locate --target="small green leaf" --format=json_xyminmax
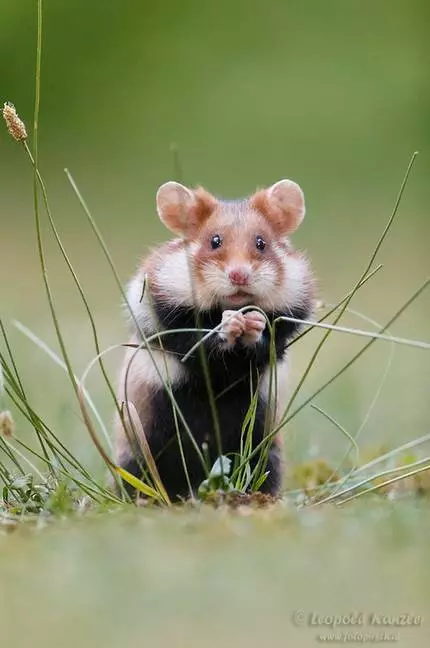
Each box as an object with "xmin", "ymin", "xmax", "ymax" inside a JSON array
[
  {"xmin": 197, "ymin": 479, "xmax": 210, "ymax": 500},
  {"xmin": 209, "ymin": 456, "xmax": 231, "ymax": 479}
]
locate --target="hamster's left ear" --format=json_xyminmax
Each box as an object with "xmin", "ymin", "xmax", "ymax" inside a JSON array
[
  {"xmin": 156, "ymin": 181, "xmax": 217, "ymax": 238},
  {"xmin": 250, "ymin": 179, "xmax": 305, "ymax": 236}
]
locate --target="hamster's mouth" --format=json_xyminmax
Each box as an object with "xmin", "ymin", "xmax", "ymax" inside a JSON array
[{"xmin": 225, "ymin": 290, "xmax": 254, "ymax": 305}]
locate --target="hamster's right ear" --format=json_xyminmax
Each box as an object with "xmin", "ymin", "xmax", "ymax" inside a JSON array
[
  {"xmin": 250, "ymin": 179, "xmax": 305, "ymax": 236},
  {"xmin": 156, "ymin": 181, "xmax": 217, "ymax": 237}
]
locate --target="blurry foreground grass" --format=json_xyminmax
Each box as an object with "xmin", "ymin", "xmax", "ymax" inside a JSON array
[{"xmin": 1, "ymin": 501, "xmax": 430, "ymax": 648}]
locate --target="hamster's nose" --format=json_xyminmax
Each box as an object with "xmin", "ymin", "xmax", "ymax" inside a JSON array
[{"xmin": 228, "ymin": 268, "xmax": 250, "ymax": 286}]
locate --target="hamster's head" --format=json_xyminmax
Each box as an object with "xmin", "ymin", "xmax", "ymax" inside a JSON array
[{"xmin": 155, "ymin": 180, "xmax": 312, "ymax": 312}]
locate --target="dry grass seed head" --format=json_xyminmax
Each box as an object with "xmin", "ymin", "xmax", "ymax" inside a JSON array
[
  {"xmin": 2, "ymin": 102, "xmax": 27, "ymax": 141},
  {"xmin": 0, "ymin": 411, "xmax": 15, "ymax": 438}
]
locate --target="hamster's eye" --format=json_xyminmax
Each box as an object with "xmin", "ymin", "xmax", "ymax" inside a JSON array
[
  {"xmin": 255, "ymin": 236, "xmax": 266, "ymax": 251},
  {"xmin": 210, "ymin": 234, "xmax": 223, "ymax": 250}
]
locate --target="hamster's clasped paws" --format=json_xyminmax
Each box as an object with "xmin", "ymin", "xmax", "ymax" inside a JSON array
[
  {"xmin": 219, "ymin": 309, "xmax": 266, "ymax": 347},
  {"xmin": 219, "ymin": 310, "xmax": 246, "ymax": 347},
  {"xmin": 241, "ymin": 310, "xmax": 266, "ymax": 346}
]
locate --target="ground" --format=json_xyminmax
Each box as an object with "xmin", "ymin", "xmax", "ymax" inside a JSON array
[{"xmin": 1, "ymin": 500, "xmax": 430, "ymax": 648}]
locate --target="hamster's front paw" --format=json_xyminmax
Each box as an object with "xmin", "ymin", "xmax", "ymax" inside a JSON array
[
  {"xmin": 219, "ymin": 310, "xmax": 246, "ymax": 347},
  {"xmin": 242, "ymin": 310, "xmax": 266, "ymax": 345}
]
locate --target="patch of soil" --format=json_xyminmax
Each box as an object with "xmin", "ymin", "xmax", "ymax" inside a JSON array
[{"xmin": 203, "ymin": 490, "xmax": 278, "ymax": 509}]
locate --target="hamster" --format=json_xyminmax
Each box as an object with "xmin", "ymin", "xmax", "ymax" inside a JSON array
[{"xmin": 115, "ymin": 179, "xmax": 315, "ymax": 501}]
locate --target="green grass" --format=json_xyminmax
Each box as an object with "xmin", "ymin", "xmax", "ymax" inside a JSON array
[{"xmin": 1, "ymin": 0, "xmax": 430, "ymax": 510}]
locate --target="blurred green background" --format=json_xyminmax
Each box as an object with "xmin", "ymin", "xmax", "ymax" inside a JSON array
[{"xmin": 1, "ymin": 0, "xmax": 429, "ymax": 467}]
